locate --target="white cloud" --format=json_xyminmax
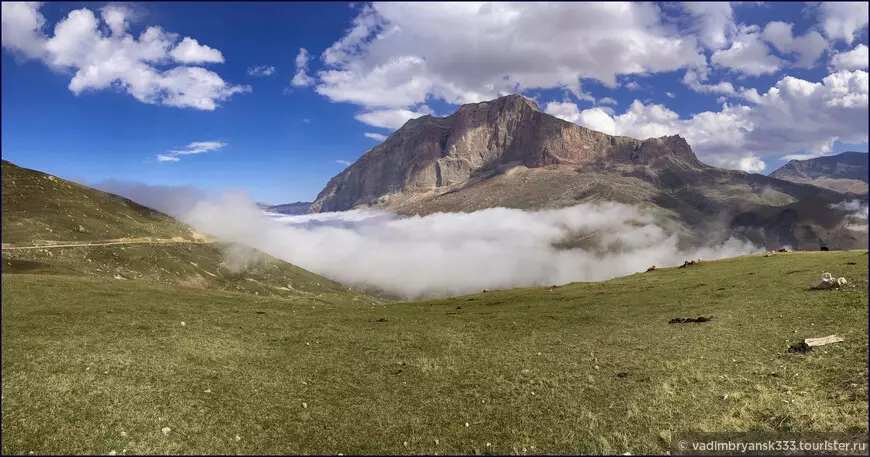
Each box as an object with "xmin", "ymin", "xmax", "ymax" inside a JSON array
[
  {"xmin": 818, "ymin": 2, "xmax": 869, "ymax": 44},
  {"xmin": 830, "ymin": 44, "xmax": 869, "ymax": 71},
  {"xmin": 681, "ymin": 2, "xmax": 736, "ymax": 50},
  {"xmin": 178, "ymin": 192, "xmax": 759, "ymax": 299},
  {"xmin": 830, "ymin": 199, "xmax": 869, "ymax": 232},
  {"xmin": 682, "ymin": 69, "xmax": 735, "ymax": 94},
  {"xmin": 761, "ymin": 21, "xmax": 827, "ymax": 69},
  {"xmin": 156, "ymin": 154, "xmax": 180, "ymax": 162},
  {"xmin": 354, "ymin": 105, "xmax": 434, "ymax": 129},
  {"xmin": 547, "ymin": 69, "xmax": 869, "ymax": 172},
  {"xmin": 545, "ymin": 102, "xmax": 618, "ymax": 136},
  {"xmin": 666, "ymin": 92, "xmax": 676, "ymax": 98},
  {"xmin": 291, "ymin": 48, "xmax": 314, "ymax": 87},
  {"xmin": 711, "ymin": 25, "xmax": 782, "ymax": 76},
  {"xmin": 335, "ymin": 160, "xmax": 352, "ymax": 166},
  {"xmin": 543, "ymin": 101, "xmax": 582, "ymax": 123},
  {"xmin": 625, "ymin": 81, "xmax": 641, "ymax": 90},
  {"xmin": 578, "ymin": 108, "xmax": 619, "ymax": 136},
  {"xmin": 598, "ymin": 97, "xmax": 617, "ymax": 105},
  {"xmin": 0, "ymin": 3, "xmax": 248, "ymax": 110},
  {"xmin": 737, "ymin": 156, "xmax": 766, "ymax": 173},
  {"xmin": 169, "ymin": 37, "xmax": 224, "ymax": 64},
  {"xmin": 1, "ymin": 1, "xmax": 47, "ymax": 59},
  {"xmin": 247, "ymin": 65, "xmax": 276, "ymax": 77},
  {"xmin": 311, "ymin": 3, "xmax": 707, "ymax": 109},
  {"xmin": 157, "ymin": 141, "xmax": 226, "ymax": 163},
  {"xmin": 364, "ymin": 132, "xmax": 388, "ymax": 141},
  {"xmin": 169, "ymin": 141, "xmax": 226, "ymax": 155}
]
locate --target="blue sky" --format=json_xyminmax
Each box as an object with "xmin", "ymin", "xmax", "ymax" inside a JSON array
[{"xmin": 2, "ymin": 2, "xmax": 868, "ymax": 204}]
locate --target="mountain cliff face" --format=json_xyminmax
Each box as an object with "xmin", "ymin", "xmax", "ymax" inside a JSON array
[
  {"xmin": 769, "ymin": 151, "xmax": 869, "ymax": 194},
  {"xmin": 309, "ymin": 94, "xmax": 700, "ymax": 213},
  {"xmin": 307, "ymin": 94, "xmax": 866, "ymax": 250}
]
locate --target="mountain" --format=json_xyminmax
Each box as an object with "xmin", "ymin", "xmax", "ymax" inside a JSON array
[
  {"xmin": 309, "ymin": 94, "xmax": 702, "ymax": 213},
  {"xmin": 309, "ymin": 94, "xmax": 866, "ymax": 251},
  {"xmin": 769, "ymin": 151, "xmax": 869, "ymax": 194},
  {"xmin": 1, "ymin": 160, "xmax": 375, "ymax": 302},
  {"xmin": 262, "ymin": 201, "xmax": 312, "ymax": 215}
]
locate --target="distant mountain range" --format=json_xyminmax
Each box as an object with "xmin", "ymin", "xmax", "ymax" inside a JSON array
[
  {"xmin": 257, "ymin": 201, "xmax": 312, "ymax": 215},
  {"xmin": 307, "ymin": 94, "xmax": 867, "ymax": 251},
  {"xmin": 769, "ymin": 151, "xmax": 868, "ymax": 194}
]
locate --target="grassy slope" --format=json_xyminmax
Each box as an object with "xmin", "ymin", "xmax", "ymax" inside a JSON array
[
  {"xmin": 1, "ymin": 160, "xmax": 373, "ymax": 301},
  {"xmin": 1, "ymin": 243, "xmax": 365, "ymax": 302},
  {"xmin": 2, "ymin": 251, "xmax": 867, "ymax": 455},
  {"xmin": 2, "ymin": 160, "xmax": 193, "ymax": 244}
]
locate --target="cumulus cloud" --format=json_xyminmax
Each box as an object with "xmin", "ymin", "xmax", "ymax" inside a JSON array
[
  {"xmin": 291, "ymin": 48, "xmax": 314, "ymax": 87},
  {"xmin": 682, "ymin": 69, "xmax": 735, "ymax": 94},
  {"xmin": 169, "ymin": 37, "xmax": 224, "ymax": 64},
  {"xmin": 598, "ymin": 97, "xmax": 617, "ymax": 105},
  {"xmin": 175, "ymin": 191, "xmax": 759, "ymax": 299},
  {"xmin": 156, "ymin": 140, "xmax": 226, "ymax": 163},
  {"xmin": 0, "ymin": 3, "xmax": 249, "ymax": 110},
  {"xmin": 543, "ymin": 101, "xmax": 582, "ymax": 123},
  {"xmin": 311, "ymin": 3, "xmax": 706, "ymax": 109},
  {"xmin": 247, "ymin": 65, "xmax": 276, "ymax": 77},
  {"xmin": 830, "ymin": 44, "xmax": 869, "ymax": 71},
  {"xmin": 711, "ymin": 25, "xmax": 782, "ymax": 76},
  {"xmin": 364, "ymin": 132, "xmax": 388, "ymax": 141},
  {"xmin": 1, "ymin": 1, "xmax": 47, "ymax": 59},
  {"xmin": 354, "ymin": 105, "xmax": 435, "ymax": 129},
  {"xmin": 761, "ymin": 21, "xmax": 827, "ymax": 69},
  {"xmin": 681, "ymin": 1, "xmax": 736, "ymax": 50},
  {"xmin": 545, "ymin": 69, "xmax": 869, "ymax": 172},
  {"xmin": 817, "ymin": 2, "xmax": 869, "ymax": 44}
]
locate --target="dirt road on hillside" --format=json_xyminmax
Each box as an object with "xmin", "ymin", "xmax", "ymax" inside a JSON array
[{"xmin": 1, "ymin": 237, "xmax": 216, "ymax": 250}]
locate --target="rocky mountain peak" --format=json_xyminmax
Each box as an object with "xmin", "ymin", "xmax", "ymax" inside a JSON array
[
  {"xmin": 456, "ymin": 93, "xmax": 541, "ymax": 113},
  {"xmin": 309, "ymin": 95, "xmax": 702, "ymax": 213}
]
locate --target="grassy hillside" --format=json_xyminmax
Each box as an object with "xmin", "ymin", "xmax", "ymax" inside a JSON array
[
  {"xmin": 1, "ymin": 159, "xmax": 375, "ymax": 301},
  {"xmin": 2, "ymin": 160, "xmax": 195, "ymax": 244},
  {"xmin": 2, "ymin": 251, "xmax": 867, "ymax": 454},
  {"xmin": 1, "ymin": 242, "xmax": 365, "ymax": 302}
]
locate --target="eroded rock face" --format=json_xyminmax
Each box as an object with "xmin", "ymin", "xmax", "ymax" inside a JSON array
[{"xmin": 309, "ymin": 94, "xmax": 701, "ymax": 213}]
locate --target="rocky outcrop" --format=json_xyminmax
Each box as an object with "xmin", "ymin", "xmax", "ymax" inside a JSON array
[{"xmin": 309, "ymin": 94, "xmax": 702, "ymax": 213}]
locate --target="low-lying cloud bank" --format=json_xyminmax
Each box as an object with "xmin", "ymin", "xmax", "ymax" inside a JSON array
[
  {"xmin": 176, "ymin": 192, "xmax": 756, "ymax": 299},
  {"xmin": 831, "ymin": 199, "xmax": 869, "ymax": 232},
  {"xmin": 94, "ymin": 181, "xmax": 764, "ymax": 299}
]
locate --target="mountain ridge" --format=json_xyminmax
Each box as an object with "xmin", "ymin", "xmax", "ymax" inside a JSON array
[
  {"xmin": 769, "ymin": 151, "xmax": 869, "ymax": 194},
  {"xmin": 306, "ymin": 94, "xmax": 866, "ymax": 251},
  {"xmin": 309, "ymin": 94, "xmax": 700, "ymax": 213}
]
